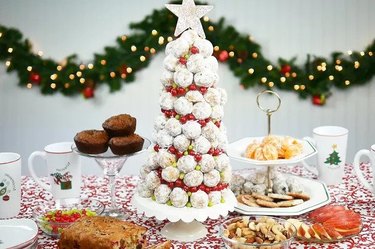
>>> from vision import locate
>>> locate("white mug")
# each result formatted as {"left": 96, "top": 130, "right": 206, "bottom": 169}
{"left": 0, "top": 152, "right": 21, "bottom": 218}
{"left": 353, "top": 144, "right": 375, "bottom": 194}
{"left": 304, "top": 126, "right": 348, "bottom": 185}
{"left": 28, "top": 142, "right": 81, "bottom": 203}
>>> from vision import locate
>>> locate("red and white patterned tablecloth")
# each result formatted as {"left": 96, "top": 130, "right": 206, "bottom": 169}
{"left": 17, "top": 163, "right": 374, "bottom": 249}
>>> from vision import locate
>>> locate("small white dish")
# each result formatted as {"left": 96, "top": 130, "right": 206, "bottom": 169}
{"left": 0, "top": 218, "right": 38, "bottom": 249}
{"left": 227, "top": 136, "right": 317, "bottom": 166}
{"left": 235, "top": 175, "right": 331, "bottom": 216}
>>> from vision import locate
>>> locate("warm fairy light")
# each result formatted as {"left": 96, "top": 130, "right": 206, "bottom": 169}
{"left": 347, "top": 50, "right": 353, "bottom": 55}
{"left": 150, "top": 48, "right": 156, "bottom": 54}
{"left": 151, "top": 30, "right": 158, "bottom": 36}
{"left": 140, "top": 55, "right": 146, "bottom": 62}
{"left": 336, "top": 59, "right": 341, "bottom": 64}
{"left": 294, "top": 85, "right": 300, "bottom": 90}
{"left": 37, "top": 51, "right": 44, "bottom": 57}
{"left": 360, "top": 51, "right": 365, "bottom": 56}
{"left": 335, "top": 65, "right": 343, "bottom": 71}
{"left": 5, "top": 61, "right": 11, "bottom": 67}
{"left": 8, "top": 48, "right": 13, "bottom": 53}
{"left": 167, "top": 36, "right": 173, "bottom": 42}
{"left": 317, "top": 65, "right": 322, "bottom": 71}
{"left": 248, "top": 68, "right": 254, "bottom": 74}
{"left": 280, "top": 77, "right": 286, "bottom": 83}
{"left": 285, "top": 72, "right": 290, "bottom": 77}
{"left": 50, "top": 74, "right": 58, "bottom": 80}
{"left": 300, "top": 85, "right": 306, "bottom": 90}
{"left": 229, "top": 51, "right": 235, "bottom": 57}
{"left": 131, "top": 45, "right": 137, "bottom": 52}
{"left": 79, "top": 64, "right": 85, "bottom": 70}
{"left": 126, "top": 67, "right": 133, "bottom": 73}
{"left": 214, "top": 46, "right": 219, "bottom": 51}
{"left": 267, "top": 65, "right": 273, "bottom": 71}
{"left": 121, "top": 73, "right": 127, "bottom": 79}
{"left": 291, "top": 72, "right": 297, "bottom": 78}
{"left": 203, "top": 16, "right": 209, "bottom": 22}
{"left": 27, "top": 66, "right": 32, "bottom": 72}
{"left": 26, "top": 83, "right": 32, "bottom": 89}
{"left": 88, "top": 63, "right": 94, "bottom": 69}
{"left": 79, "top": 78, "right": 85, "bottom": 84}
{"left": 57, "top": 65, "right": 62, "bottom": 71}
{"left": 64, "top": 83, "right": 70, "bottom": 88}
{"left": 110, "top": 72, "right": 116, "bottom": 78}
{"left": 268, "top": 82, "right": 274, "bottom": 87}
{"left": 345, "top": 80, "right": 350, "bottom": 86}
{"left": 261, "top": 77, "right": 267, "bottom": 83}
{"left": 0, "top": 32, "right": 2, "bottom": 38}
{"left": 321, "top": 62, "right": 327, "bottom": 67}
{"left": 50, "top": 83, "right": 56, "bottom": 89}
{"left": 248, "top": 36, "right": 254, "bottom": 42}
{"left": 369, "top": 51, "right": 373, "bottom": 56}
{"left": 354, "top": 61, "right": 360, "bottom": 69}
{"left": 308, "top": 75, "right": 314, "bottom": 80}
{"left": 69, "top": 74, "right": 75, "bottom": 80}
{"left": 252, "top": 52, "right": 258, "bottom": 59}
{"left": 100, "top": 60, "right": 107, "bottom": 65}
{"left": 158, "top": 36, "right": 165, "bottom": 45}
{"left": 144, "top": 46, "right": 150, "bottom": 52}
{"left": 208, "top": 26, "right": 214, "bottom": 31}
{"left": 329, "top": 75, "right": 334, "bottom": 80}
{"left": 121, "top": 35, "right": 127, "bottom": 41}
{"left": 76, "top": 71, "right": 82, "bottom": 77}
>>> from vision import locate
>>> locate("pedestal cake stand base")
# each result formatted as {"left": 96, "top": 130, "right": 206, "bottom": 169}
{"left": 161, "top": 220, "right": 207, "bottom": 242}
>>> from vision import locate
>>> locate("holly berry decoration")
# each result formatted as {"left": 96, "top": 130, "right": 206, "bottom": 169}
{"left": 29, "top": 72, "right": 41, "bottom": 85}
{"left": 218, "top": 50, "right": 229, "bottom": 62}
{"left": 312, "top": 94, "right": 326, "bottom": 106}
{"left": 83, "top": 87, "right": 94, "bottom": 99}
{"left": 118, "top": 64, "right": 128, "bottom": 78}
{"left": 280, "top": 64, "right": 292, "bottom": 75}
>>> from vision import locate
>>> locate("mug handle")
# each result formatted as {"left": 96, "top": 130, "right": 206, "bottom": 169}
{"left": 28, "top": 151, "right": 51, "bottom": 191}
{"left": 353, "top": 149, "right": 373, "bottom": 191}
{"left": 301, "top": 136, "right": 319, "bottom": 176}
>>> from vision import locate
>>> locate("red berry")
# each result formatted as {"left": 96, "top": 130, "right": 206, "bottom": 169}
{"left": 180, "top": 116, "right": 188, "bottom": 124}
{"left": 187, "top": 114, "right": 195, "bottom": 120}
{"left": 189, "top": 150, "right": 196, "bottom": 156}
{"left": 213, "top": 148, "right": 221, "bottom": 156}
{"left": 194, "top": 153, "right": 202, "bottom": 162}
{"left": 165, "top": 86, "right": 172, "bottom": 92}
{"left": 200, "top": 87, "right": 208, "bottom": 94}
{"left": 171, "top": 88, "right": 178, "bottom": 96}
{"left": 190, "top": 46, "right": 199, "bottom": 54}
{"left": 161, "top": 109, "right": 166, "bottom": 113}
{"left": 205, "top": 118, "right": 211, "bottom": 123}
{"left": 199, "top": 184, "right": 206, "bottom": 191}
{"left": 188, "top": 84, "right": 197, "bottom": 91}
{"left": 168, "top": 146, "right": 177, "bottom": 154}
{"left": 190, "top": 187, "right": 198, "bottom": 193}
{"left": 168, "top": 182, "right": 174, "bottom": 189}
{"left": 208, "top": 148, "right": 215, "bottom": 155}
{"left": 183, "top": 185, "right": 189, "bottom": 192}
{"left": 83, "top": 87, "right": 94, "bottom": 99}
{"left": 179, "top": 57, "right": 187, "bottom": 65}
{"left": 175, "top": 179, "right": 183, "bottom": 187}
{"left": 198, "top": 120, "right": 206, "bottom": 127}
{"left": 176, "top": 151, "right": 184, "bottom": 159}
{"left": 177, "top": 87, "right": 186, "bottom": 95}
{"left": 164, "top": 110, "right": 172, "bottom": 118}
{"left": 154, "top": 144, "right": 160, "bottom": 152}
{"left": 215, "top": 121, "right": 221, "bottom": 128}
{"left": 171, "top": 110, "right": 177, "bottom": 117}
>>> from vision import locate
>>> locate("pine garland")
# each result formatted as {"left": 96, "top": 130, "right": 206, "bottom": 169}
{"left": 0, "top": 1, "right": 374, "bottom": 104}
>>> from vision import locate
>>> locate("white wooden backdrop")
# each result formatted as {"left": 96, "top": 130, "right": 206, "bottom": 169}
{"left": 0, "top": 0, "right": 374, "bottom": 176}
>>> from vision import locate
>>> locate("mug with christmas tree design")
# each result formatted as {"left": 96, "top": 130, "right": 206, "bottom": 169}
{"left": 303, "top": 126, "right": 348, "bottom": 185}
{"left": 353, "top": 144, "right": 375, "bottom": 194}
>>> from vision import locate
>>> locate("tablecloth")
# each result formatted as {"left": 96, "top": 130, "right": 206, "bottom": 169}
{"left": 17, "top": 163, "right": 374, "bottom": 249}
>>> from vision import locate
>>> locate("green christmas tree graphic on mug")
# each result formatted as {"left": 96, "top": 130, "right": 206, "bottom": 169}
{"left": 325, "top": 144, "right": 342, "bottom": 166}
{"left": 50, "top": 172, "right": 73, "bottom": 190}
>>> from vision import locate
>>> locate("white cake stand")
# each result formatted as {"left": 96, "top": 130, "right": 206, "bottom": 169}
{"left": 132, "top": 189, "right": 236, "bottom": 242}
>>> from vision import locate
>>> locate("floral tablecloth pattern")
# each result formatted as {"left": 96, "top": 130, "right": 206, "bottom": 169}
{"left": 18, "top": 163, "right": 374, "bottom": 249}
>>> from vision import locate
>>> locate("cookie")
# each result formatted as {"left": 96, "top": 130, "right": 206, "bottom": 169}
{"left": 268, "top": 193, "right": 294, "bottom": 200}
{"left": 277, "top": 199, "right": 304, "bottom": 207}
{"left": 252, "top": 193, "right": 274, "bottom": 202}
{"left": 256, "top": 199, "right": 278, "bottom": 208}
{"left": 241, "top": 195, "right": 260, "bottom": 207}
{"left": 287, "top": 192, "right": 311, "bottom": 201}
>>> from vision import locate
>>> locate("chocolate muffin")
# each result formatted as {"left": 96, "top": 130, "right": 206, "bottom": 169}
{"left": 74, "top": 130, "right": 109, "bottom": 154}
{"left": 109, "top": 134, "right": 144, "bottom": 155}
{"left": 102, "top": 114, "right": 136, "bottom": 137}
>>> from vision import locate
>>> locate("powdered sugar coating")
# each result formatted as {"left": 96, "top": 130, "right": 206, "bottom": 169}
{"left": 163, "top": 54, "right": 179, "bottom": 71}
{"left": 174, "top": 68, "right": 193, "bottom": 88}
{"left": 174, "top": 97, "right": 193, "bottom": 116}
{"left": 183, "top": 170, "right": 204, "bottom": 187}
{"left": 154, "top": 115, "right": 167, "bottom": 131}
{"left": 171, "top": 38, "right": 190, "bottom": 58}
{"left": 204, "top": 88, "right": 221, "bottom": 106}
{"left": 203, "top": 170, "right": 221, "bottom": 187}
{"left": 200, "top": 154, "right": 216, "bottom": 173}
{"left": 194, "top": 70, "right": 217, "bottom": 87}
{"left": 165, "top": 118, "right": 182, "bottom": 137}
{"left": 202, "top": 121, "right": 220, "bottom": 143}
{"left": 187, "top": 54, "right": 205, "bottom": 73}
{"left": 145, "top": 171, "right": 161, "bottom": 190}
{"left": 157, "top": 149, "right": 176, "bottom": 168}
{"left": 144, "top": 152, "right": 159, "bottom": 170}
{"left": 211, "top": 105, "right": 224, "bottom": 120}
{"left": 215, "top": 154, "right": 230, "bottom": 171}
{"left": 202, "top": 56, "right": 219, "bottom": 71}
{"left": 177, "top": 155, "right": 196, "bottom": 173}
{"left": 185, "top": 90, "right": 204, "bottom": 103}
{"left": 156, "top": 130, "right": 174, "bottom": 148}
{"left": 182, "top": 121, "right": 202, "bottom": 139}
{"left": 208, "top": 191, "right": 222, "bottom": 205}
{"left": 162, "top": 167, "right": 180, "bottom": 182}
{"left": 170, "top": 187, "right": 189, "bottom": 208}
{"left": 173, "top": 134, "right": 190, "bottom": 152}
{"left": 160, "top": 92, "right": 176, "bottom": 110}
{"left": 191, "top": 190, "right": 209, "bottom": 208}
{"left": 193, "top": 38, "right": 213, "bottom": 57}
{"left": 181, "top": 30, "right": 199, "bottom": 46}
{"left": 155, "top": 184, "right": 172, "bottom": 204}
{"left": 192, "top": 102, "right": 212, "bottom": 120}
{"left": 193, "top": 136, "right": 211, "bottom": 154}
{"left": 220, "top": 166, "right": 232, "bottom": 183}
{"left": 160, "top": 70, "right": 174, "bottom": 86}
{"left": 137, "top": 181, "right": 153, "bottom": 198}
{"left": 218, "top": 88, "right": 228, "bottom": 105}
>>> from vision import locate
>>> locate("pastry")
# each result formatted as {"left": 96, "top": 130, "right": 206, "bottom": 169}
{"left": 102, "top": 114, "right": 136, "bottom": 137}
{"left": 109, "top": 134, "right": 144, "bottom": 155}
{"left": 74, "top": 129, "right": 109, "bottom": 154}
{"left": 58, "top": 216, "right": 147, "bottom": 249}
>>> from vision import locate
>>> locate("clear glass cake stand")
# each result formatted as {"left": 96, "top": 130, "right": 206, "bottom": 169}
{"left": 72, "top": 137, "right": 150, "bottom": 219}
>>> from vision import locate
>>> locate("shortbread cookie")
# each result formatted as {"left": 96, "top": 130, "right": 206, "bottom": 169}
{"left": 277, "top": 199, "right": 304, "bottom": 207}
{"left": 252, "top": 193, "right": 274, "bottom": 202}
{"left": 256, "top": 199, "right": 278, "bottom": 208}
{"left": 241, "top": 195, "right": 260, "bottom": 207}
{"left": 287, "top": 192, "right": 310, "bottom": 201}
{"left": 268, "top": 193, "right": 294, "bottom": 200}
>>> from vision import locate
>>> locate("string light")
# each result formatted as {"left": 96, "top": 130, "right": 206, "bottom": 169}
{"left": 268, "top": 82, "right": 274, "bottom": 87}
{"left": 203, "top": 16, "right": 209, "bottom": 22}
{"left": 229, "top": 51, "right": 235, "bottom": 57}
{"left": 79, "top": 64, "right": 85, "bottom": 70}
{"left": 308, "top": 75, "right": 314, "bottom": 80}
{"left": 347, "top": 50, "right": 353, "bottom": 55}
{"left": 335, "top": 65, "right": 343, "bottom": 71}
{"left": 294, "top": 85, "right": 300, "bottom": 90}
{"left": 37, "top": 51, "right": 44, "bottom": 57}
{"left": 280, "top": 77, "right": 286, "bottom": 83}
{"left": 0, "top": 32, "right": 2, "bottom": 38}
{"left": 214, "top": 46, "right": 220, "bottom": 52}
{"left": 69, "top": 74, "right": 75, "bottom": 80}
{"left": 50, "top": 83, "right": 56, "bottom": 89}
{"left": 291, "top": 72, "right": 297, "bottom": 78}
{"left": 57, "top": 65, "right": 62, "bottom": 71}
{"left": 8, "top": 48, "right": 13, "bottom": 53}
{"left": 285, "top": 72, "right": 290, "bottom": 77}
{"left": 88, "top": 63, "right": 94, "bottom": 69}
{"left": 167, "top": 36, "right": 173, "bottom": 42}
{"left": 26, "top": 83, "right": 32, "bottom": 89}
{"left": 369, "top": 51, "right": 373, "bottom": 56}
{"left": 158, "top": 36, "right": 165, "bottom": 45}
{"left": 329, "top": 75, "right": 334, "bottom": 80}
{"left": 110, "top": 72, "right": 116, "bottom": 78}
{"left": 252, "top": 52, "right": 258, "bottom": 59}
{"left": 64, "top": 83, "right": 70, "bottom": 88}
{"left": 100, "top": 60, "right": 106, "bottom": 65}
{"left": 267, "top": 65, "right": 273, "bottom": 71}
{"left": 360, "top": 51, "right": 365, "bottom": 56}
{"left": 121, "top": 35, "right": 127, "bottom": 42}
{"left": 151, "top": 30, "right": 158, "bottom": 36}
{"left": 144, "top": 46, "right": 150, "bottom": 52}
{"left": 261, "top": 77, "right": 267, "bottom": 83}
{"left": 248, "top": 68, "right": 254, "bottom": 74}
{"left": 121, "top": 73, "right": 126, "bottom": 79}
{"left": 208, "top": 26, "right": 214, "bottom": 31}
{"left": 248, "top": 36, "right": 254, "bottom": 42}
{"left": 150, "top": 48, "right": 156, "bottom": 54}
{"left": 76, "top": 71, "right": 82, "bottom": 77}
{"left": 50, "top": 74, "right": 58, "bottom": 80}
{"left": 345, "top": 80, "right": 350, "bottom": 86}
{"left": 5, "top": 61, "right": 11, "bottom": 67}
{"left": 300, "top": 85, "right": 306, "bottom": 90}
{"left": 27, "top": 66, "right": 32, "bottom": 72}
{"left": 126, "top": 67, "right": 133, "bottom": 73}
{"left": 336, "top": 59, "right": 341, "bottom": 64}
{"left": 79, "top": 78, "right": 85, "bottom": 84}
{"left": 131, "top": 45, "right": 137, "bottom": 52}
{"left": 140, "top": 55, "right": 146, "bottom": 62}
{"left": 354, "top": 61, "right": 360, "bottom": 69}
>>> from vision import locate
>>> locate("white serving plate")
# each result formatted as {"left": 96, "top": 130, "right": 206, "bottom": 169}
{"left": 235, "top": 175, "right": 331, "bottom": 216}
{"left": 0, "top": 218, "right": 38, "bottom": 249}
{"left": 227, "top": 136, "right": 317, "bottom": 166}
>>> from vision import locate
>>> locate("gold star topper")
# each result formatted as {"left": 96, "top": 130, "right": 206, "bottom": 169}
{"left": 165, "top": 0, "right": 213, "bottom": 38}
{"left": 332, "top": 144, "right": 337, "bottom": 150}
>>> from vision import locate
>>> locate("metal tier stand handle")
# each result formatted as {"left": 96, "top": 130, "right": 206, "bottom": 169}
{"left": 256, "top": 90, "right": 282, "bottom": 193}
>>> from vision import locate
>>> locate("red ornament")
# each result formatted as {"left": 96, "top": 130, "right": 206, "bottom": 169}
{"left": 2, "top": 195, "right": 9, "bottom": 201}
{"left": 29, "top": 72, "right": 41, "bottom": 84}
{"left": 280, "top": 64, "right": 292, "bottom": 75}
{"left": 118, "top": 64, "right": 127, "bottom": 77}
{"left": 312, "top": 94, "right": 326, "bottom": 106}
{"left": 83, "top": 87, "right": 94, "bottom": 99}
{"left": 218, "top": 50, "right": 229, "bottom": 62}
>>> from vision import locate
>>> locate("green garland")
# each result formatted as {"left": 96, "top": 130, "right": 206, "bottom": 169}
{"left": 0, "top": 1, "right": 374, "bottom": 105}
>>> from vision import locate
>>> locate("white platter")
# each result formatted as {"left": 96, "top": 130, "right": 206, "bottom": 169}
{"left": 0, "top": 218, "right": 38, "bottom": 249}
{"left": 234, "top": 175, "right": 331, "bottom": 216}
{"left": 227, "top": 136, "right": 317, "bottom": 166}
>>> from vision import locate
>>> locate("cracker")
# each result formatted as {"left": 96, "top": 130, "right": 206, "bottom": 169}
{"left": 256, "top": 199, "right": 278, "bottom": 208}
{"left": 241, "top": 195, "right": 260, "bottom": 207}
{"left": 268, "top": 193, "right": 294, "bottom": 200}
{"left": 252, "top": 193, "right": 274, "bottom": 202}
{"left": 287, "top": 192, "right": 310, "bottom": 201}
{"left": 277, "top": 199, "right": 304, "bottom": 207}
